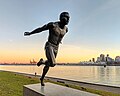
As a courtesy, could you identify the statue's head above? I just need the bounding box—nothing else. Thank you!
[59,12,70,25]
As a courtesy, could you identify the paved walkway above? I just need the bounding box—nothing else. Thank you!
[24,83,100,96]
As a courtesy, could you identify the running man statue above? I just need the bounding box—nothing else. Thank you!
[24,12,70,86]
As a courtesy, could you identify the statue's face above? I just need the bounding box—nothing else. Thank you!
[60,13,70,25]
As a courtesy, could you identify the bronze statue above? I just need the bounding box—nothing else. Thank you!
[24,12,70,86]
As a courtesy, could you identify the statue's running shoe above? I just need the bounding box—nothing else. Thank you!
[37,58,44,67]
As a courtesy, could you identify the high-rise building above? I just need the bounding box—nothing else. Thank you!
[100,54,105,62]
[96,57,100,62]
[106,54,109,62]
[92,58,95,62]
[115,56,120,63]
[106,54,114,64]
[107,54,109,57]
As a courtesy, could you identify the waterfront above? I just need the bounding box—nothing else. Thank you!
[0,65,120,87]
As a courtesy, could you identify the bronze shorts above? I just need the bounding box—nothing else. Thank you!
[45,42,59,67]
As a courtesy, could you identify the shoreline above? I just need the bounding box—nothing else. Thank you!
[0,63,120,66]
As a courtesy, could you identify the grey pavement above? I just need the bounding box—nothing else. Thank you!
[23,83,100,96]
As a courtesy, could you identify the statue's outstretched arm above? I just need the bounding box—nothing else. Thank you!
[24,24,49,36]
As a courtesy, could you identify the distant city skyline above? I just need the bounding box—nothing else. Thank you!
[86,53,120,64]
[0,0,120,63]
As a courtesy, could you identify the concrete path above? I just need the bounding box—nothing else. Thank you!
[24,83,100,96]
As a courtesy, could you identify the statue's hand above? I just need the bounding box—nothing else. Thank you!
[24,32,31,36]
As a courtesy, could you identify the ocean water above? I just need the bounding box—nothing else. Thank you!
[0,65,120,87]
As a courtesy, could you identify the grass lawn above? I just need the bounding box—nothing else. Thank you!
[0,71,39,96]
[0,71,120,96]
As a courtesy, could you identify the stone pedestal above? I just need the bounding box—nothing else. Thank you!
[23,83,99,96]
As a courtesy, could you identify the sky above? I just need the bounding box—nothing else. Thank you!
[0,0,120,63]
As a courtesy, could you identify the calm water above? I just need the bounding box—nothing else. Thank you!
[0,65,120,87]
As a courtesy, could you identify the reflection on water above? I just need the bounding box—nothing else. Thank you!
[0,65,120,87]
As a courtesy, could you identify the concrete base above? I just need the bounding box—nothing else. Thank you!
[23,83,100,96]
